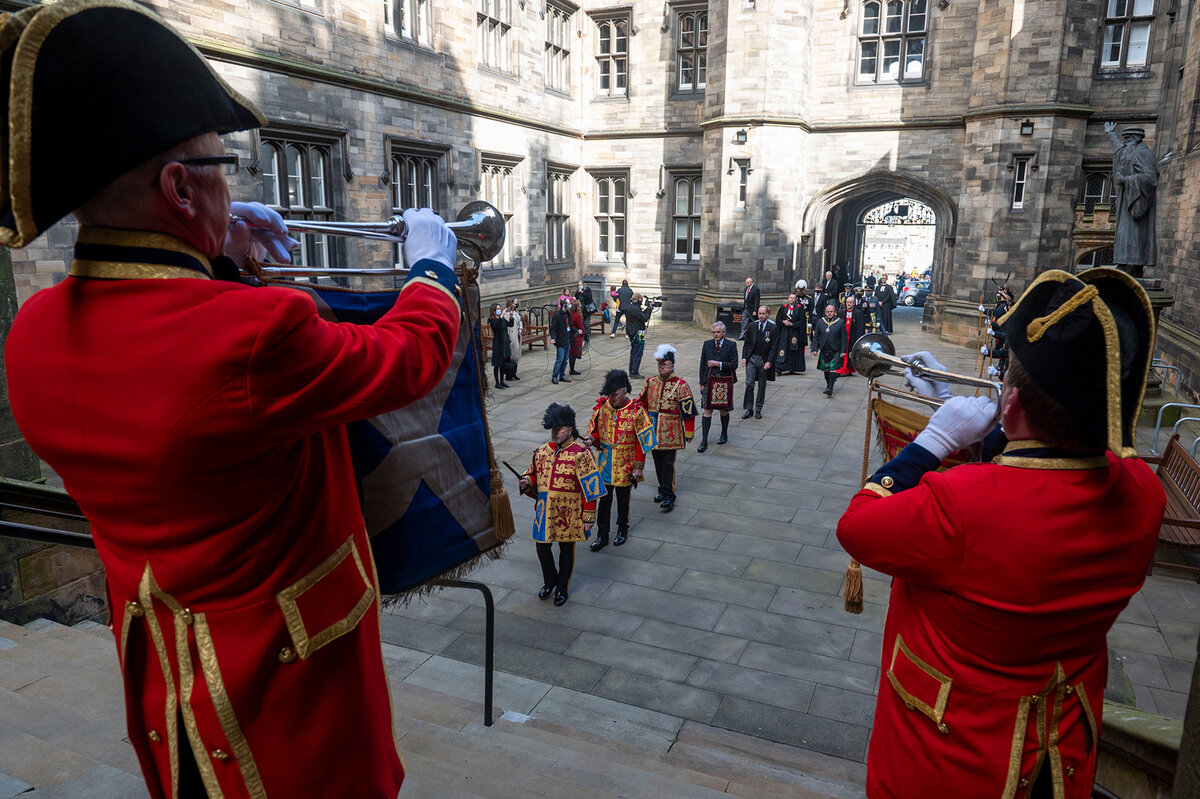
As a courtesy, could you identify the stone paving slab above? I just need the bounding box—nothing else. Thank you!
[710,696,870,762]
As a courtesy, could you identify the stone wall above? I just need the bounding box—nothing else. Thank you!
[1,0,1196,389]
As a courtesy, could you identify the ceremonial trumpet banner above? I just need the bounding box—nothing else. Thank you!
[268,272,514,596]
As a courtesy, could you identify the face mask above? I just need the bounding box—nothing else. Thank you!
[495,309,501,316]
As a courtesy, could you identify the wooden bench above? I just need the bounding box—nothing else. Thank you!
[1142,434,1200,582]
[479,312,548,354]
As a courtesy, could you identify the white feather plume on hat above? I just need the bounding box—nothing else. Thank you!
[653,344,676,361]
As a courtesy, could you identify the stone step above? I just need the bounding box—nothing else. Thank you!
[0,616,866,797]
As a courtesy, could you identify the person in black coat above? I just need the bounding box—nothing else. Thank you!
[487,303,514,389]
[738,277,760,340]
[739,305,777,419]
[549,299,572,384]
[875,274,898,334]
[696,321,738,452]
[774,293,807,374]
[610,279,633,336]
[812,303,848,396]
[575,281,595,341]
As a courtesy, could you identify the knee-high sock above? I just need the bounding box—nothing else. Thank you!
[720,413,730,436]
[701,415,711,444]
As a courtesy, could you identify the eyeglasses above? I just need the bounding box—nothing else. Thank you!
[177,154,240,174]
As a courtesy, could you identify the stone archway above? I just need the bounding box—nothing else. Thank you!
[799,170,957,322]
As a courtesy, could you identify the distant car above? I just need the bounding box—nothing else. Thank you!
[899,279,930,307]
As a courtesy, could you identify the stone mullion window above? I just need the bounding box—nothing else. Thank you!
[671,174,701,263]
[592,172,628,263]
[546,1,574,93]
[260,135,336,270]
[857,0,927,84]
[594,16,630,98]
[385,0,431,46]
[546,167,573,264]
[478,0,512,73]
[677,10,707,93]
[390,148,442,268]
[1010,156,1031,210]
[1081,170,1114,214]
[479,158,520,269]
[1101,0,1154,70]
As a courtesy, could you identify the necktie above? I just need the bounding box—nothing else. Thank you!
[760,322,766,335]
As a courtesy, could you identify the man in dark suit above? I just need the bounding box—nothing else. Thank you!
[740,306,777,419]
[738,277,760,340]
[697,321,739,452]
[875,274,897,335]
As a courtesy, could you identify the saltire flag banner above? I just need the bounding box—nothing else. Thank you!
[271,278,514,595]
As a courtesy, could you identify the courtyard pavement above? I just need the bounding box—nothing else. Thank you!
[375,305,1198,765]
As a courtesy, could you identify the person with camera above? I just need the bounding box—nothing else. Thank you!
[624,293,655,378]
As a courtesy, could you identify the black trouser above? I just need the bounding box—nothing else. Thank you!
[651,449,676,502]
[743,355,769,411]
[595,483,631,540]
[536,542,575,596]
[582,313,592,340]
[493,365,504,387]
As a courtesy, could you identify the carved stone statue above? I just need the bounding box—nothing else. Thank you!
[1104,122,1157,278]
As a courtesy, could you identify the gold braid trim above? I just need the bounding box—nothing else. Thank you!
[1025,285,1099,343]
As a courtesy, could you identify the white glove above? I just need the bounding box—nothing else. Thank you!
[402,208,458,269]
[914,395,998,461]
[986,365,1000,377]
[901,351,951,401]
[225,201,298,263]
[978,304,986,313]
[980,345,989,355]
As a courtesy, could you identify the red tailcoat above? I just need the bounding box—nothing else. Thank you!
[837,442,1163,798]
[4,228,460,799]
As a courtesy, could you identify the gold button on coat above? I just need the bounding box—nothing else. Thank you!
[278,647,297,664]
[211,749,232,762]
[148,730,162,743]
[880,476,895,488]
[178,609,194,626]
[126,601,144,617]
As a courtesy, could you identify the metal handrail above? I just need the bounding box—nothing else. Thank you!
[1150,403,1200,455]
[1191,434,1200,459]
[1151,357,1182,396]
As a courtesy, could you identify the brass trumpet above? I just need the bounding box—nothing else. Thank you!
[244,201,507,275]
[851,333,1001,407]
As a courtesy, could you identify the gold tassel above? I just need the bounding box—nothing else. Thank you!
[490,469,515,543]
[843,559,864,615]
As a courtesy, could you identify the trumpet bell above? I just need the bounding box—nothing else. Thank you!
[453,200,506,262]
[851,333,900,379]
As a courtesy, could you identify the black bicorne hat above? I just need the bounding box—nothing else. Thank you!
[0,0,266,248]
[600,369,632,396]
[542,403,577,430]
[998,268,1153,457]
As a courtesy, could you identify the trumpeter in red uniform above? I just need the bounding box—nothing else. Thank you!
[2,3,462,796]
[837,268,1164,798]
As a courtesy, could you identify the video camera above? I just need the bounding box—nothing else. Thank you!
[643,295,665,309]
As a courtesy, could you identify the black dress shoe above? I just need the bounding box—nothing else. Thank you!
[660,499,675,512]
[560,377,571,383]
[538,585,554,600]
[653,493,665,503]
[569,370,582,375]
[630,372,643,378]
[553,592,569,606]
[511,374,521,380]
[741,410,753,419]
[498,383,508,389]
[589,538,608,552]
[717,434,728,444]
[697,441,707,453]
[613,529,628,546]
[755,411,762,419]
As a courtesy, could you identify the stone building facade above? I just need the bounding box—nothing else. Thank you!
[3,0,1199,395]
